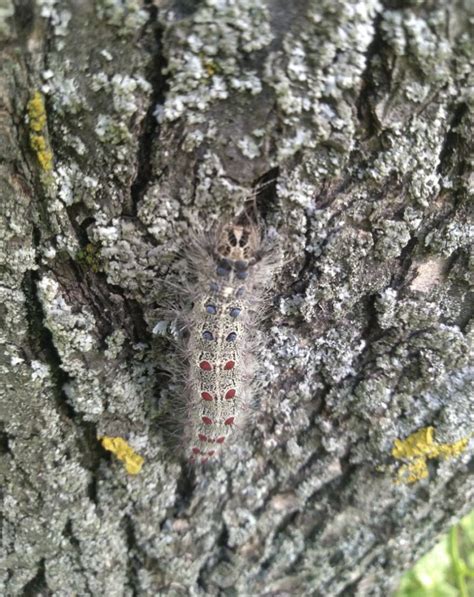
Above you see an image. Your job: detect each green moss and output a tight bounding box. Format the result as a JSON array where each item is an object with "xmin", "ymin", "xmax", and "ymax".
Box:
[{"xmin": 76, "ymin": 244, "xmax": 101, "ymax": 272}]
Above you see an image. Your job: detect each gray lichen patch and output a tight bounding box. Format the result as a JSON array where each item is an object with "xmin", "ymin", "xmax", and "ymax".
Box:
[
  {"xmin": 89, "ymin": 216, "xmax": 169, "ymax": 311},
  {"xmin": 368, "ymin": 106, "xmax": 452, "ymax": 207},
  {"xmin": 38, "ymin": 275, "xmax": 99, "ymax": 354},
  {"xmin": 96, "ymin": 0, "xmax": 148, "ymax": 35},
  {"xmin": 34, "ymin": 0, "xmax": 154, "ymax": 257},
  {"xmin": 425, "ymin": 215, "xmax": 474, "ymax": 257},
  {"xmin": 156, "ymin": 1, "xmax": 272, "ymax": 125},
  {"xmin": 264, "ymin": 0, "xmax": 381, "ymax": 161},
  {"xmin": 342, "ymin": 321, "xmax": 472, "ymax": 456},
  {"xmin": 0, "ymin": 0, "xmax": 14, "ymax": 39},
  {"xmin": 35, "ymin": 270, "xmax": 156, "ymax": 425}
]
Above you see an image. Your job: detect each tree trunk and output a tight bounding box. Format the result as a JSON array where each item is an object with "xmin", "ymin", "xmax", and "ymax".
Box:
[{"xmin": 1, "ymin": 1, "xmax": 472, "ymax": 595}]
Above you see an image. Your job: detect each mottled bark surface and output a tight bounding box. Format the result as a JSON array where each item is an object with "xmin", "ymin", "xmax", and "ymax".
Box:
[{"xmin": 0, "ymin": 0, "xmax": 472, "ymax": 595}]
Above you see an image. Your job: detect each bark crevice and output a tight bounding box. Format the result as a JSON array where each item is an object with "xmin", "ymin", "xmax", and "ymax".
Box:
[{"xmin": 130, "ymin": 5, "xmax": 169, "ymax": 217}]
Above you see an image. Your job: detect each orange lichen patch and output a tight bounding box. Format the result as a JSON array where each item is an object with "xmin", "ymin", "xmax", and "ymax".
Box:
[
  {"xmin": 100, "ymin": 436, "xmax": 144, "ymax": 475},
  {"xmin": 27, "ymin": 91, "xmax": 53, "ymax": 172},
  {"xmin": 392, "ymin": 426, "xmax": 469, "ymax": 484}
]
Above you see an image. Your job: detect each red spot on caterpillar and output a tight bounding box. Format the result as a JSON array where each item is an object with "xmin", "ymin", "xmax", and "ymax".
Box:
[
  {"xmin": 225, "ymin": 389, "xmax": 236, "ymax": 399},
  {"xmin": 224, "ymin": 360, "xmax": 235, "ymax": 370},
  {"xmin": 201, "ymin": 391, "xmax": 213, "ymax": 401},
  {"xmin": 192, "ymin": 447, "xmax": 200, "ymax": 455},
  {"xmin": 200, "ymin": 361, "xmax": 212, "ymax": 371},
  {"xmin": 216, "ymin": 436, "xmax": 225, "ymax": 443},
  {"xmin": 224, "ymin": 417, "xmax": 234, "ymax": 426},
  {"xmin": 208, "ymin": 450, "xmax": 215, "ymax": 456},
  {"xmin": 202, "ymin": 416, "xmax": 213, "ymax": 425},
  {"xmin": 198, "ymin": 433, "xmax": 207, "ymax": 442}
]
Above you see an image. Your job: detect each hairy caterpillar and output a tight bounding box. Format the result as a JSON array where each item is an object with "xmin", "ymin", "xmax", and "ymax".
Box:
[{"xmin": 161, "ymin": 216, "xmax": 279, "ymax": 464}]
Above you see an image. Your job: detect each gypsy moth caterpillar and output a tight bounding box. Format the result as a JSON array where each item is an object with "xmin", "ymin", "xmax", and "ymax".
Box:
[{"xmin": 159, "ymin": 214, "xmax": 279, "ymax": 464}]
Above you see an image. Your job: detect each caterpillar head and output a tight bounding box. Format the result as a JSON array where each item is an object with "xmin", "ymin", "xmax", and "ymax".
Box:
[{"xmin": 215, "ymin": 223, "xmax": 260, "ymax": 263}]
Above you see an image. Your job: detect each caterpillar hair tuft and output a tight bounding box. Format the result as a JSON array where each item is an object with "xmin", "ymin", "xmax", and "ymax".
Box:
[{"xmin": 159, "ymin": 215, "xmax": 280, "ymax": 465}]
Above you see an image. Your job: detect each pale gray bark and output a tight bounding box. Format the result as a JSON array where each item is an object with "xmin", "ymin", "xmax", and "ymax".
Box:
[{"xmin": 0, "ymin": 0, "xmax": 472, "ymax": 595}]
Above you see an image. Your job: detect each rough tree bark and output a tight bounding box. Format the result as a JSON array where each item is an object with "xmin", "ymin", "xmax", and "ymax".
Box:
[{"xmin": 0, "ymin": 0, "xmax": 472, "ymax": 595}]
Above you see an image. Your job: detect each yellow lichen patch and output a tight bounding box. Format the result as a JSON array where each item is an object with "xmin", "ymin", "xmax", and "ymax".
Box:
[
  {"xmin": 101, "ymin": 436, "xmax": 144, "ymax": 475},
  {"xmin": 392, "ymin": 427, "xmax": 469, "ymax": 484},
  {"xmin": 204, "ymin": 62, "xmax": 217, "ymax": 77},
  {"xmin": 28, "ymin": 91, "xmax": 47, "ymax": 130},
  {"xmin": 27, "ymin": 91, "xmax": 53, "ymax": 172},
  {"xmin": 199, "ymin": 53, "xmax": 219, "ymax": 77}
]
